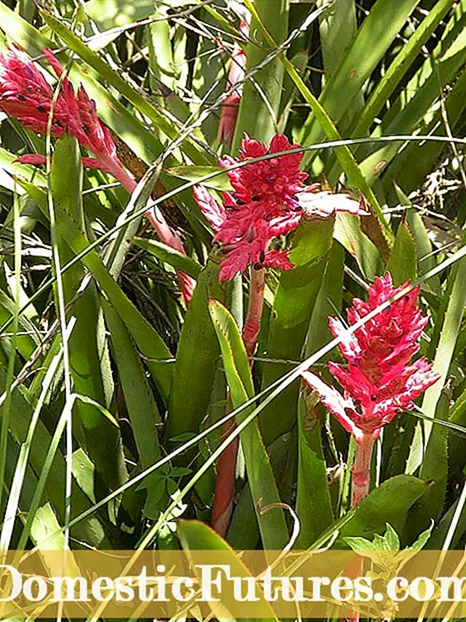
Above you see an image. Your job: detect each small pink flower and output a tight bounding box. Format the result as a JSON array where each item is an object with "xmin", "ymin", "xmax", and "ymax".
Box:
[
  {"xmin": 302, "ymin": 273, "xmax": 439, "ymax": 442},
  {"xmin": 193, "ymin": 133, "xmax": 369, "ymax": 281},
  {"xmin": 0, "ymin": 46, "xmax": 119, "ymax": 169}
]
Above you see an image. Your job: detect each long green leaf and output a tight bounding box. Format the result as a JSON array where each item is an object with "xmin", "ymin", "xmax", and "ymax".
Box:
[
  {"xmin": 408, "ymin": 236, "xmax": 466, "ymax": 473},
  {"xmin": 51, "ymin": 135, "xmax": 127, "ymax": 492},
  {"xmin": 232, "ymin": 0, "xmax": 289, "ymax": 148},
  {"xmin": 208, "ymin": 299, "xmax": 288, "ymax": 550},
  {"xmin": 167, "ymin": 260, "xmax": 223, "ymax": 458},
  {"xmin": 19, "ymin": 180, "xmax": 174, "ymax": 403},
  {"xmin": 260, "ymin": 216, "xmax": 335, "ymax": 443}
]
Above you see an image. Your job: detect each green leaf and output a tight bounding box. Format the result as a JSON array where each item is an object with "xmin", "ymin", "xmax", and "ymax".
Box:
[
  {"xmin": 295, "ymin": 390, "xmax": 334, "ymax": 548},
  {"xmin": 30, "ymin": 503, "xmax": 66, "ymax": 550},
  {"xmin": 393, "ymin": 184, "xmax": 441, "ymax": 293},
  {"xmin": 178, "ymin": 519, "xmax": 279, "ymax": 622},
  {"xmin": 383, "ymin": 523, "xmax": 401, "ymax": 551},
  {"xmin": 405, "ymin": 393, "xmax": 449, "ymax": 541},
  {"xmin": 102, "ymin": 298, "xmax": 162, "ymax": 465},
  {"xmin": 349, "ymin": 0, "xmax": 456, "ymax": 140},
  {"xmin": 208, "ymin": 299, "xmax": 289, "ymax": 550},
  {"xmin": 409, "ymin": 521, "xmax": 434, "ymax": 551},
  {"xmin": 298, "ymin": 0, "xmax": 422, "ymax": 158},
  {"xmin": 344, "ymin": 536, "xmax": 377, "ymax": 552},
  {"xmin": 167, "ymin": 166, "xmax": 232, "ymax": 191},
  {"xmin": 19, "ymin": 180, "xmax": 174, "ymax": 404},
  {"xmin": 134, "ymin": 238, "xmax": 201, "ymax": 279},
  {"xmin": 51, "ymin": 135, "xmax": 127, "ymax": 492},
  {"xmin": 260, "ymin": 216, "xmax": 335, "ymax": 443},
  {"xmin": 167, "ymin": 260, "xmax": 223, "ymax": 460},
  {"xmin": 338, "ymin": 475, "xmax": 431, "ymax": 542},
  {"xmin": 386, "ymin": 221, "xmax": 417, "ymax": 286},
  {"xmin": 408, "ymin": 235, "xmax": 466, "ymax": 473},
  {"xmin": 233, "ymin": 0, "xmax": 289, "ymax": 148}
]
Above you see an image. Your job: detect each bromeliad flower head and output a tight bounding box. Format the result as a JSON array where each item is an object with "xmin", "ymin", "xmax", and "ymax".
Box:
[
  {"xmin": 302, "ymin": 273, "xmax": 439, "ymax": 442},
  {"xmin": 193, "ymin": 133, "xmax": 369, "ymax": 281},
  {"xmin": 0, "ymin": 45, "xmax": 118, "ymax": 167}
]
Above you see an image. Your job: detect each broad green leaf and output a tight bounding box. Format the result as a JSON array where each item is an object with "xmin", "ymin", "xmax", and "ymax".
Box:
[
  {"xmin": 298, "ymin": 0, "xmax": 421, "ymax": 158},
  {"xmin": 349, "ymin": 0, "xmax": 456, "ymax": 140},
  {"xmin": 360, "ymin": 6, "xmax": 466, "ymax": 187},
  {"xmin": 338, "ymin": 475, "xmax": 430, "ymax": 542},
  {"xmin": 405, "ymin": 393, "xmax": 449, "ymax": 541},
  {"xmin": 382, "ymin": 63, "xmax": 466, "ymax": 198},
  {"xmin": 393, "ymin": 184, "xmax": 441, "ymax": 293},
  {"xmin": 296, "ymin": 389, "xmax": 334, "ymax": 548},
  {"xmin": 208, "ymin": 299, "xmax": 288, "ymax": 550},
  {"xmin": 409, "ymin": 521, "xmax": 434, "ymax": 551},
  {"xmin": 178, "ymin": 519, "xmax": 279, "ymax": 622},
  {"xmin": 134, "ymin": 238, "xmax": 201, "ymax": 279},
  {"xmin": 386, "ymin": 222, "xmax": 417, "ymax": 286},
  {"xmin": 51, "ymin": 135, "xmax": 127, "ymax": 492},
  {"xmin": 334, "ymin": 213, "xmax": 384, "ymax": 280},
  {"xmin": 167, "ymin": 260, "xmax": 224, "ymax": 458},
  {"xmin": 260, "ymin": 216, "xmax": 335, "ymax": 443},
  {"xmin": 30, "ymin": 503, "xmax": 66, "ymax": 550},
  {"xmin": 102, "ymin": 298, "xmax": 167, "ymax": 516},
  {"xmin": 232, "ymin": 0, "xmax": 289, "ymax": 147}
]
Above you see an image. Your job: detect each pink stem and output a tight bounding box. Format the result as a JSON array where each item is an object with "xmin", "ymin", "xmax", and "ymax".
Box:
[
  {"xmin": 103, "ymin": 157, "xmax": 195, "ymax": 307},
  {"xmin": 211, "ymin": 268, "xmax": 266, "ymax": 535},
  {"xmin": 243, "ymin": 268, "xmax": 265, "ymax": 357},
  {"xmin": 345, "ymin": 432, "xmax": 375, "ymax": 622},
  {"xmin": 351, "ymin": 433, "xmax": 375, "ymax": 508}
]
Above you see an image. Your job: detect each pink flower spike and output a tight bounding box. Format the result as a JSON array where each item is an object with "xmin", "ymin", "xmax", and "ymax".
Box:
[
  {"xmin": 17, "ymin": 153, "xmax": 113, "ymax": 173},
  {"xmin": 303, "ymin": 272, "xmax": 439, "ymax": 440},
  {"xmin": 0, "ymin": 46, "xmax": 120, "ymax": 168}
]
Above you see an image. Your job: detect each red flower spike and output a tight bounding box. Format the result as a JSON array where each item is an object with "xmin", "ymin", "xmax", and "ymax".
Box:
[
  {"xmin": 0, "ymin": 46, "xmax": 120, "ymax": 170},
  {"xmin": 193, "ymin": 133, "xmax": 308, "ymax": 281},
  {"xmin": 302, "ymin": 273, "xmax": 439, "ymax": 441},
  {"xmin": 193, "ymin": 133, "xmax": 370, "ymax": 281}
]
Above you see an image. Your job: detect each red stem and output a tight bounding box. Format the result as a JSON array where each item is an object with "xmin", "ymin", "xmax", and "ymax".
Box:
[
  {"xmin": 345, "ymin": 432, "xmax": 376, "ymax": 622},
  {"xmin": 211, "ymin": 268, "xmax": 266, "ymax": 536},
  {"xmin": 351, "ymin": 433, "xmax": 375, "ymax": 508},
  {"xmin": 103, "ymin": 157, "xmax": 195, "ymax": 307}
]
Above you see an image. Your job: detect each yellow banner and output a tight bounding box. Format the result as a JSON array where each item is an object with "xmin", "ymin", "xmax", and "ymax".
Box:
[{"xmin": 0, "ymin": 549, "xmax": 465, "ymax": 618}]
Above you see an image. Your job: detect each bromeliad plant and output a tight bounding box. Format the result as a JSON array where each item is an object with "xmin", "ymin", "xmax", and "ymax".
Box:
[
  {"xmin": 0, "ymin": 2, "xmax": 465, "ymax": 608},
  {"xmin": 302, "ymin": 274, "xmax": 439, "ymax": 507}
]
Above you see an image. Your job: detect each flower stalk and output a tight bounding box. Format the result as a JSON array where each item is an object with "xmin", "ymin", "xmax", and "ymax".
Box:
[{"xmin": 194, "ymin": 133, "xmax": 368, "ymax": 536}]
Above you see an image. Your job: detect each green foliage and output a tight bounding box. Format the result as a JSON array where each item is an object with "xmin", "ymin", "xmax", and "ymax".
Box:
[{"xmin": 0, "ymin": 1, "xmax": 465, "ymax": 605}]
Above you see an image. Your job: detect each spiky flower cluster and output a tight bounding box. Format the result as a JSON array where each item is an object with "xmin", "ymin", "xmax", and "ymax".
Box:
[
  {"xmin": 0, "ymin": 46, "xmax": 120, "ymax": 172},
  {"xmin": 302, "ymin": 273, "xmax": 439, "ymax": 442},
  {"xmin": 194, "ymin": 134, "xmax": 368, "ymax": 281}
]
